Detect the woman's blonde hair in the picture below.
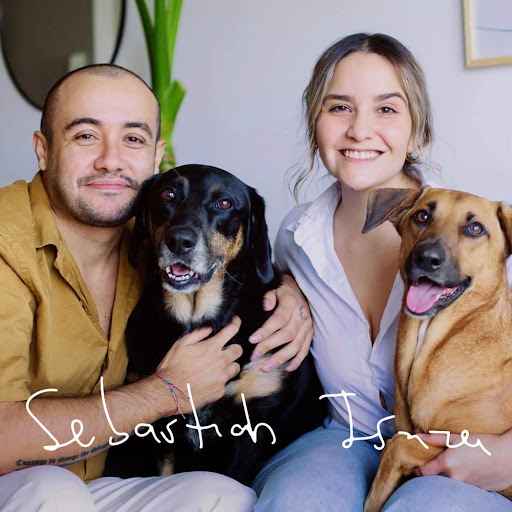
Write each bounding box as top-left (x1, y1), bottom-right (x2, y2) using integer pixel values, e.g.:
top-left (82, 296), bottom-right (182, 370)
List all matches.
top-left (293, 33), bottom-right (433, 200)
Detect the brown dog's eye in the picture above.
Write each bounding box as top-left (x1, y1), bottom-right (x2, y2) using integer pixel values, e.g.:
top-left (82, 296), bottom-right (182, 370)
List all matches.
top-left (464, 222), bottom-right (486, 237)
top-left (215, 199), bottom-right (233, 210)
top-left (414, 210), bottom-right (430, 224)
top-left (161, 189), bottom-right (176, 202)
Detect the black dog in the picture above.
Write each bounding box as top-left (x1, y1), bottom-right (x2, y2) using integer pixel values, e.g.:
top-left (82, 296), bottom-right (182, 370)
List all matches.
top-left (105, 164), bottom-right (325, 485)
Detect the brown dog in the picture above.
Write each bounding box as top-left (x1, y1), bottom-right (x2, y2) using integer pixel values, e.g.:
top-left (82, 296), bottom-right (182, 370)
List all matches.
top-left (362, 186), bottom-right (512, 512)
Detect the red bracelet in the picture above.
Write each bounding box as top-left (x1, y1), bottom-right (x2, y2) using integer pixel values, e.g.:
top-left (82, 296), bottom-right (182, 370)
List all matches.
top-left (155, 372), bottom-right (190, 418)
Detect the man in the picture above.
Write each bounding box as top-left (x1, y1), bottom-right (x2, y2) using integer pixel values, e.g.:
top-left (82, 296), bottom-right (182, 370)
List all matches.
top-left (0, 64), bottom-right (313, 511)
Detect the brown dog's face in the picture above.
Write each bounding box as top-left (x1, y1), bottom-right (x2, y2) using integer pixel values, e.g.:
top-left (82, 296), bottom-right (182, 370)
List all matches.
top-left (364, 187), bottom-right (512, 319)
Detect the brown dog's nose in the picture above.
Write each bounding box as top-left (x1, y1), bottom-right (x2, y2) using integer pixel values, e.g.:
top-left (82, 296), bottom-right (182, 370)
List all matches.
top-left (413, 242), bottom-right (445, 272)
top-left (167, 227), bottom-right (197, 255)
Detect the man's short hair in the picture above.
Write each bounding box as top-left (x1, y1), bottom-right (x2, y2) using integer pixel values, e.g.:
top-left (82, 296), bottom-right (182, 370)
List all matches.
top-left (40, 64), bottom-right (161, 143)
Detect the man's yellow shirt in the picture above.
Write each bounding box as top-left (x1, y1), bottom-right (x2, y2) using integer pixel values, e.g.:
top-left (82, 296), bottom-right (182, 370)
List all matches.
top-left (0, 172), bottom-right (143, 481)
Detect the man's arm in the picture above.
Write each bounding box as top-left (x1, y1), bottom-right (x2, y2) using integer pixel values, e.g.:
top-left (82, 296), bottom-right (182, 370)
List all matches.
top-left (0, 376), bottom-right (168, 474)
top-left (0, 248), bottom-right (242, 477)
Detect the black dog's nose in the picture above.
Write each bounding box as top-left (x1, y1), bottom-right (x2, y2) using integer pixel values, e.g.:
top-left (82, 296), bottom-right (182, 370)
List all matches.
top-left (167, 227), bottom-right (197, 255)
top-left (413, 242), bottom-right (445, 272)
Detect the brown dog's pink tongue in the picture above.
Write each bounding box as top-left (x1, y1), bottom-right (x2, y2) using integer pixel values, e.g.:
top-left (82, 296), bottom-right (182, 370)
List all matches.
top-left (406, 281), bottom-right (445, 314)
top-left (171, 263), bottom-right (191, 276)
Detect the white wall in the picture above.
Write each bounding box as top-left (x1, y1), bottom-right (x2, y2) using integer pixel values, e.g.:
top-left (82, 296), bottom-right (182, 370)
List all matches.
top-left (2, 0), bottom-right (512, 241)
top-left (93, 0), bottom-right (123, 62)
top-left (0, 42), bottom-right (42, 184)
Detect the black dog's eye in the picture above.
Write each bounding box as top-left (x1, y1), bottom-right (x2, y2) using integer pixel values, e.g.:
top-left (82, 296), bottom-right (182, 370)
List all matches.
top-left (161, 189), bottom-right (176, 202)
top-left (413, 209), bottom-right (430, 225)
top-left (464, 222), bottom-right (486, 237)
top-left (215, 199), bottom-right (233, 210)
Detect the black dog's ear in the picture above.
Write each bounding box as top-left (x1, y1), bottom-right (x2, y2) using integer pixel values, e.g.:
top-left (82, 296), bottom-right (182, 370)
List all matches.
top-left (248, 188), bottom-right (275, 285)
top-left (129, 174), bottom-right (160, 267)
top-left (363, 186), bottom-right (428, 235)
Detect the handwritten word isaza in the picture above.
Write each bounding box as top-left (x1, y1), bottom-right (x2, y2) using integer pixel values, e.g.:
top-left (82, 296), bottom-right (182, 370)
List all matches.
top-left (25, 377), bottom-right (276, 452)
top-left (320, 390), bottom-right (491, 456)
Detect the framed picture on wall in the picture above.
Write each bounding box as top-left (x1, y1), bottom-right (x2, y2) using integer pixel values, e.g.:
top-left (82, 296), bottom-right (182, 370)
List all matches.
top-left (463, 0), bottom-right (512, 68)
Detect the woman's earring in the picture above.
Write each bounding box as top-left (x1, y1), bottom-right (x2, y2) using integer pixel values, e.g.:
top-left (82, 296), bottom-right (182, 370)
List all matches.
top-left (406, 149), bottom-right (421, 163)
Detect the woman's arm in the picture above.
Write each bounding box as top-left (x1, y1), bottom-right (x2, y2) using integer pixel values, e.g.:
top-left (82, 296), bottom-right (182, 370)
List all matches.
top-left (249, 274), bottom-right (313, 372)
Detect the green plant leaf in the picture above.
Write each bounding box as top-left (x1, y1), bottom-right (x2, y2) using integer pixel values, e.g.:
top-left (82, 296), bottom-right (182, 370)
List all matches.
top-left (161, 80), bottom-right (186, 139)
top-left (154, 0), bottom-right (170, 100)
top-left (166, 0), bottom-right (183, 79)
top-left (135, 0), bottom-right (185, 165)
top-left (134, 0), bottom-right (156, 88)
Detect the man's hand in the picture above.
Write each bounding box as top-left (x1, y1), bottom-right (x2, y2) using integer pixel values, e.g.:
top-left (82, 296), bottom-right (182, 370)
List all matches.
top-left (155, 316), bottom-right (243, 414)
top-left (414, 431), bottom-right (512, 491)
top-left (248, 274), bottom-right (313, 373)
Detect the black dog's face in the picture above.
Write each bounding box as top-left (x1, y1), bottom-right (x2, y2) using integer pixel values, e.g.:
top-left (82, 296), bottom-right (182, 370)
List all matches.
top-left (130, 164), bottom-right (272, 294)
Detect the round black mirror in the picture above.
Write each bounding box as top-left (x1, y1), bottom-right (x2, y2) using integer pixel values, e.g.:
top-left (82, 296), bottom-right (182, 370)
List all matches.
top-left (0, 0), bottom-right (126, 110)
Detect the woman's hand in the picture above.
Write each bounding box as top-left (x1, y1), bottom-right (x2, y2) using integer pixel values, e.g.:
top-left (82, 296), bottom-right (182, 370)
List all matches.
top-left (249, 274), bottom-right (313, 372)
top-left (415, 430), bottom-right (512, 491)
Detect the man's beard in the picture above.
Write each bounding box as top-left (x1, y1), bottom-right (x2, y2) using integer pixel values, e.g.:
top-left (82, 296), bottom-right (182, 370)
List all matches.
top-left (44, 171), bottom-right (141, 227)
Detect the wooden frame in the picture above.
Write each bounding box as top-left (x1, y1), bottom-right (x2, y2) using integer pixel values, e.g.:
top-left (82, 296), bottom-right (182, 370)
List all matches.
top-left (463, 0), bottom-right (512, 68)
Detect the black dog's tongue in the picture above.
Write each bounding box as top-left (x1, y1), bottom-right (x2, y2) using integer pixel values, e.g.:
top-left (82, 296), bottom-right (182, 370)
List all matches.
top-left (406, 281), bottom-right (457, 314)
top-left (171, 263), bottom-right (191, 276)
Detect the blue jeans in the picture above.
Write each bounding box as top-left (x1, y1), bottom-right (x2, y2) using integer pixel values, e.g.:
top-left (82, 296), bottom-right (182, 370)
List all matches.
top-left (252, 422), bottom-right (512, 512)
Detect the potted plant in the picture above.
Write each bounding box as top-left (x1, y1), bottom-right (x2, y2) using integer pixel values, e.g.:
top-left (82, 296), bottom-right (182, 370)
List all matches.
top-left (135, 0), bottom-right (185, 169)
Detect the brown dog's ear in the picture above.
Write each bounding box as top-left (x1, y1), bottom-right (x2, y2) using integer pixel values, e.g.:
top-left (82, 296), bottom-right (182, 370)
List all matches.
top-left (362, 187), bottom-right (427, 235)
top-left (497, 202), bottom-right (512, 256)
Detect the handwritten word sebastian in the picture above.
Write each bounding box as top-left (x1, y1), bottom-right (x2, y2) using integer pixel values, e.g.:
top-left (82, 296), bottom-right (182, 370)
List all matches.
top-left (26, 378), bottom-right (276, 451)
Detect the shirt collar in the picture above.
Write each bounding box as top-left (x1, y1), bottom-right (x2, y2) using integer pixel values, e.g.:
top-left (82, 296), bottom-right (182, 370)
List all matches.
top-left (288, 181), bottom-right (341, 246)
top-left (289, 169), bottom-right (437, 242)
top-left (29, 172), bottom-right (62, 250)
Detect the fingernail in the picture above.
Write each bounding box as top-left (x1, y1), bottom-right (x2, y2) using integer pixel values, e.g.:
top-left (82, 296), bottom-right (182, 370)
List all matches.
top-left (263, 299), bottom-right (270, 309)
top-left (249, 334), bottom-right (262, 343)
top-left (263, 361), bottom-right (278, 372)
top-left (250, 351), bottom-right (260, 361)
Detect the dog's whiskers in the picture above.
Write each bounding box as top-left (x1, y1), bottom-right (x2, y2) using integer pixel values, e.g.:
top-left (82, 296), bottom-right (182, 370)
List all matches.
top-left (222, 265), bottom-right (244, 286)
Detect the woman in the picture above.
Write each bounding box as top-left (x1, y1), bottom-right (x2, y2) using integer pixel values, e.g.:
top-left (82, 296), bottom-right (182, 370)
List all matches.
top-left (252, 33), bottom-right (512, 511)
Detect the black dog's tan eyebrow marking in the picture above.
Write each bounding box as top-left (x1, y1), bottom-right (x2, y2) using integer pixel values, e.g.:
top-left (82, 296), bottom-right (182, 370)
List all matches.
top-left (173, 176), bottom-right (188, 195)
